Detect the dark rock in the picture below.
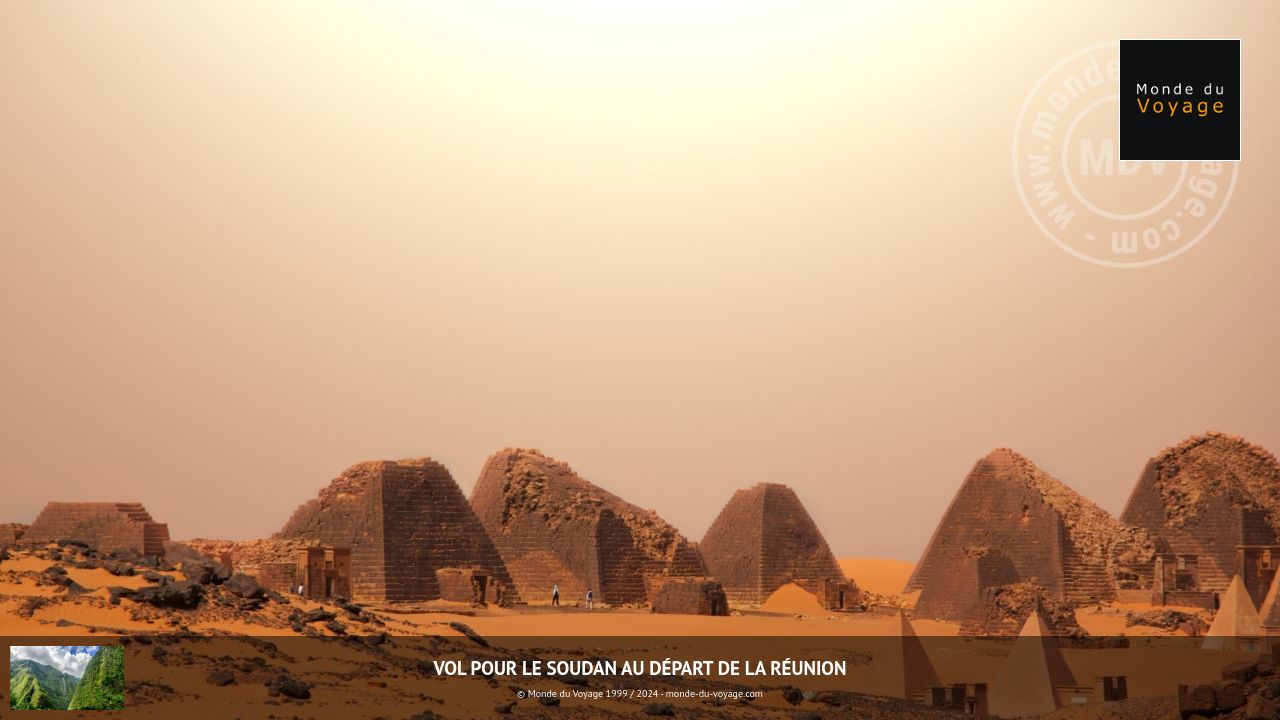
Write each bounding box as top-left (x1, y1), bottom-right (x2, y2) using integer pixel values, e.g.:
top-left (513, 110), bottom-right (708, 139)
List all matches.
top-left (324, 620), bottom-right (346, 635)
top-left (104, 561), bottom-right (136, 577)
top-left (132, 580), bottom-right (203, 609)
top-left (143, 570), bottom-right (169, 584)
top-left (1215, 680), bottom-right (1246, 712)
top-left (300, 608), bottom-right (336, 624)
top-left (1179, 684), bottom-right (1217, 717)
top-left (780, 686), bottom-right (803, 705)
top-left (224, 573), bottom-right (265, 599)
top-left (494, 702), bottom-right (514, 714)
top-left (811, 691), bottom-right (840, 706)
top-left (537, 695), bottom-right (559, 707)
top-left (641, 703), bottom-right (675, 716)
top-left (181, 560), bottom-right (225, 585)
top-left (1224, 660), bottom-right (1261, 683)
top-left (207, 669), bottom-right (236, 686)
top-left (448, 622), bottom-right (488, 647)
top-left (267, 675), bottom-right (311, 700)
top-left (1245, 693), bottom-right (1279, 720)
top-left (58, 538), bottom-right (91, 548)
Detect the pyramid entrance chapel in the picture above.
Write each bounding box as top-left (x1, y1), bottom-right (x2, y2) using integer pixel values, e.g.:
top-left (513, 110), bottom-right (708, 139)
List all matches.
top-left (699, 482), bottom-right (855, 606)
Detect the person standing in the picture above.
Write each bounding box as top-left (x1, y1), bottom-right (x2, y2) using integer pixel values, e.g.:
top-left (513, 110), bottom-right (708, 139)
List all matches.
top-left (586, 588), bottom-right (594, 610)
top-left (551, 584), bottom-right (560, 606)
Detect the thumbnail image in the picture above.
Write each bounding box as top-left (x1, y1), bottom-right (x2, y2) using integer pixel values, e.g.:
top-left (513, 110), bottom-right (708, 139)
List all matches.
top-left (9, 645), bottom-right (125, 711)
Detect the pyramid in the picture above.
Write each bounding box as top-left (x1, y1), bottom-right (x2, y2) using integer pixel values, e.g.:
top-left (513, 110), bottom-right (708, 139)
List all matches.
top-left (699, 483), bottom-right (849, 605)
top-left (988, 611), bottom-right (1078, 718)
top-left (1203, 575), bottom-right (1262, 650)
top-left (278, 457), bottom-right (519, 603)
top-left (24, 503), bottom-right (169, 558)
top-left (469, 449), bottom-right (705, 605)
top-left (1121, 432), bottom-right (1280, 595)
top-left (907, 449), bottom-right (1155, 621)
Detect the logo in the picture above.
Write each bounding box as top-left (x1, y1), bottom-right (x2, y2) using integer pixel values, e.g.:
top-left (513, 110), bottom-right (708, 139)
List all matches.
top-left (1013, 42), bottom-right (1238, 268)
top-left (1119, 39), bottom-right (1240, 161)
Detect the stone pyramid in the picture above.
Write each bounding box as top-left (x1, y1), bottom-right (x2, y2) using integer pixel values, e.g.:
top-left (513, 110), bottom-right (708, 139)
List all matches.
top-left (1121, 432), bottom-right (1280, 595)
top-left (1203, 575), bottom-right (1262, 650)
top-left (278, 457), bottom-right (518, 603)
top-left (469, 448), bottom-right (705, 605)
top-left (907, 448), bottom-right (1154, 622)
top-left (987, 611), bottom-right (1078, 718)
top-left (1259, 569), bottom-right (1280, 632)
top-left (699, 483), bottom-right (849, 605)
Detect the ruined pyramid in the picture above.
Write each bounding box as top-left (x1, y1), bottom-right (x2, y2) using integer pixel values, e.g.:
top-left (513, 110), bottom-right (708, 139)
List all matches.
top-left (907, 448), bottom-right (1155, 622)
top-left (988, 611), bottom-right (1078, 718)
top-left (24, 502), bottom-right (169, 559)
top-left (1121, 432), bottom-right (1280, 595)
top-left (699, 483), bottom-right (850, 606)
top-left (278, 457), bottom-right (519, 603)
top-left (469, 448), bottom-right (705, 605)
top-left (1203, 575), bottom-right (1262, 651)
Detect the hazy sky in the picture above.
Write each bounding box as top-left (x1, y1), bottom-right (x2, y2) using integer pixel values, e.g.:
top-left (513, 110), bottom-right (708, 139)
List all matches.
top-left (3, 2), bottom-right (1277, 560)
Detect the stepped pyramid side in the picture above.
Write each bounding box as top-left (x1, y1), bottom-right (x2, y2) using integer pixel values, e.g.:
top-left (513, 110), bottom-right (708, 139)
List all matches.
top-left (697, 485), bottom-right (767, 604)
top-left (1121, 432), bottom-right (1280, 594)
top-left (470, 448), bottom-right (704, 605)
top-left (759, 484), bottom-right (846, 597)
top-left (701, 483), bottom-right (848, 605)
top-left (24, 502), bottom-right (169, 558)
top-left (280, 458), bottom-right (519, 603)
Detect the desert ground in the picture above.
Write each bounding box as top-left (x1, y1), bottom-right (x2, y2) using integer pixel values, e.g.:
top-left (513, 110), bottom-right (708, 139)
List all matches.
top-left (2, 546), bottom-right (1260, 720)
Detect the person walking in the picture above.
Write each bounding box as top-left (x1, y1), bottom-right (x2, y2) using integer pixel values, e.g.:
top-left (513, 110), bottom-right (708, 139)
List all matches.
top-left (586, 588), bottom-right (594, 610)
top-left (551, 584), bottom-right (560, 607)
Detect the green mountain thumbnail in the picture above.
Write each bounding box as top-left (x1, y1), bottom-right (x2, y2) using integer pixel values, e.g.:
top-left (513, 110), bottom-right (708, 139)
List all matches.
top-left (9, 658), bottom-right (80, 710)
top-left (66, 646), bottom-right (125, 710)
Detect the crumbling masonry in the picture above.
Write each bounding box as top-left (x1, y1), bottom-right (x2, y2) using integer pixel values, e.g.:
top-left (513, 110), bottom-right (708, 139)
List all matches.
top-left (470, 448), bottom-right (706, 605)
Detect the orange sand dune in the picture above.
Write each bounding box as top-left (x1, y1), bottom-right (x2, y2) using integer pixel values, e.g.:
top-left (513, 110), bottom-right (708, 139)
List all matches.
top-left (761, 582), bottom-right (827, 616)
top-left (839, 557), bottom-right (915, 596)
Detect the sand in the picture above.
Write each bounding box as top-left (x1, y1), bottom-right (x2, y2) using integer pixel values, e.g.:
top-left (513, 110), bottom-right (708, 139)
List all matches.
top-left (839, 557), bottom-right (915, 597)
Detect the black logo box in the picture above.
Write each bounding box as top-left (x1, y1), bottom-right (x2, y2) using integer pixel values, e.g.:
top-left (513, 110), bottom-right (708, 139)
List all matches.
top-left (1119, 39), bottom-right (1240, 161)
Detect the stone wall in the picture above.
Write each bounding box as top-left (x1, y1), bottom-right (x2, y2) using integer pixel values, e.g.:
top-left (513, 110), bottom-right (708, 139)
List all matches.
top-left (470, 448), bottom-right (706, 606)
top-left (258, 562), bottom-right (297, 595)
top-left (650, 577), bottom-right (729, 616)
top-left (23, 503), bottom-right (169, 558)
top-left (700, 483), bottom-right (851, 606)
top-left (278, 458), bottom-right (519, 604)
top-left (0, 523), bottom-right (27, 550)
